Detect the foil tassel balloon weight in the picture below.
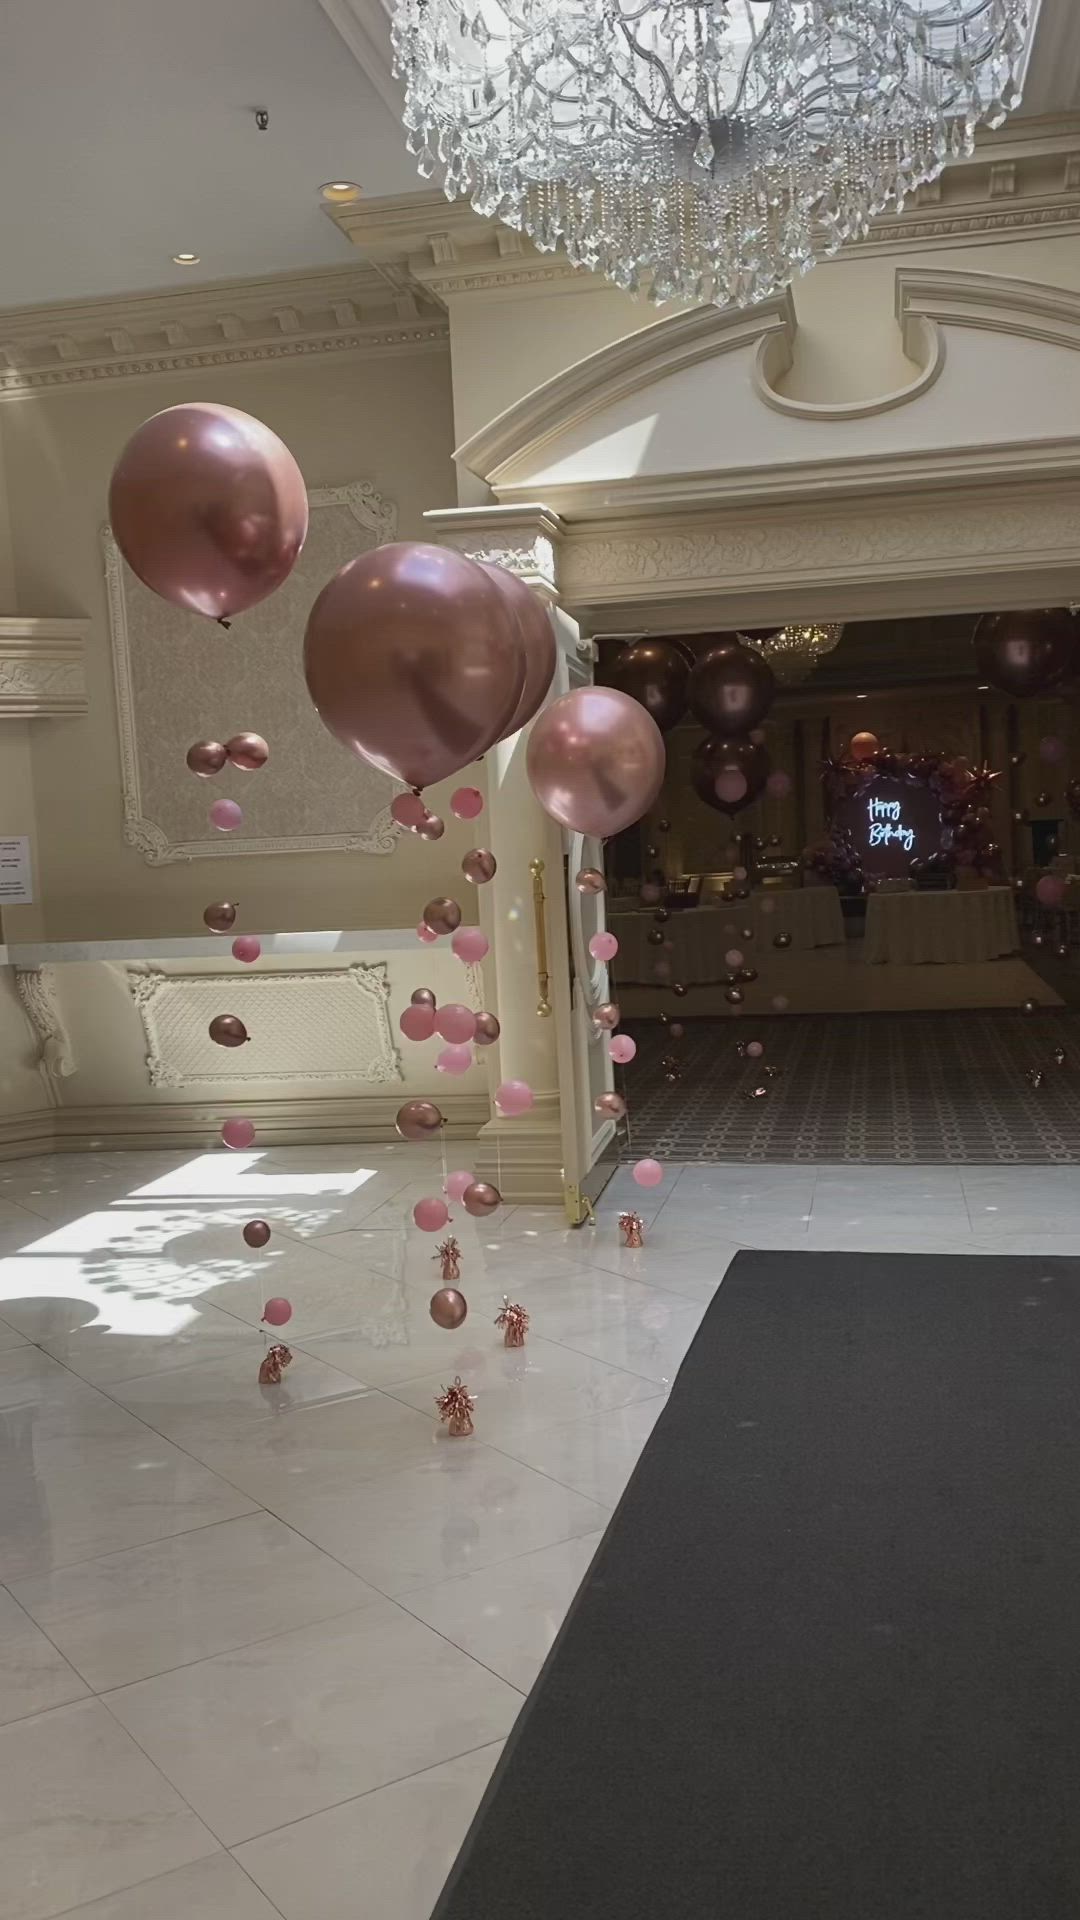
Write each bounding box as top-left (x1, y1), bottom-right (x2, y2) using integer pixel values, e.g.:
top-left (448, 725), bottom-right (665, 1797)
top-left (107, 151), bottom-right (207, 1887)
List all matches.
top-left (436, 1376), bottom-right (476, 1437)
top-left (495, 1297), bottom-right (530, 1347)
top-left (109, 403), bottom-right (308, 621)
top-left (619, 1211), bottom-right (645, 1249)
top-left (433, 1237), bottom-right (463, 1284)
top-left (259, 1343), bottom-right (292, 1386)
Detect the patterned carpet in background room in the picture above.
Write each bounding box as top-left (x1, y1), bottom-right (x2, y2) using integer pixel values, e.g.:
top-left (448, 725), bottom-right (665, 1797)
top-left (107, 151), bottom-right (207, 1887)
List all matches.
top-left (621, 1011), bottom-right (1080, 1164)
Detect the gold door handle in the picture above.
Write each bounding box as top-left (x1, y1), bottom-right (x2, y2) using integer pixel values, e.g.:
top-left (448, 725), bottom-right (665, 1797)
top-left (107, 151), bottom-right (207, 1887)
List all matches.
top-left (530, 858), bottom-right (552, 1017)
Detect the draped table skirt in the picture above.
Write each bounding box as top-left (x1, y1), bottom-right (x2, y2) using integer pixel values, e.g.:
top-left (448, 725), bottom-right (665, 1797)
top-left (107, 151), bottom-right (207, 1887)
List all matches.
top-left (610, 887), bottom-right (845, 986)
top-left (863, 886), bottom-right (1019, 965)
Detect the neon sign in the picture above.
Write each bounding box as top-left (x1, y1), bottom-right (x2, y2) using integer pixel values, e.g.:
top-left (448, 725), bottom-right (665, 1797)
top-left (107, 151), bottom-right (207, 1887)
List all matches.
top-left (867, 794), bottom-right (914, 853)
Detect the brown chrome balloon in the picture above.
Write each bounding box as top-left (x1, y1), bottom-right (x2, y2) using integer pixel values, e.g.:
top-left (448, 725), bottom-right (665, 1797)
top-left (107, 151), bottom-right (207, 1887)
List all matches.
top-left (225, 732), bottom-right (269, 771)
top-left (395, 1099), bottom-right (444, 1141)
top-left (423, 896), bottom-right (462, 937)
top-left (209, 1014), bottom-right (248, 1047)
top-left (186, 740), bottom-right (228, 778)
top-left (203, 902), bottom-right (238, 934)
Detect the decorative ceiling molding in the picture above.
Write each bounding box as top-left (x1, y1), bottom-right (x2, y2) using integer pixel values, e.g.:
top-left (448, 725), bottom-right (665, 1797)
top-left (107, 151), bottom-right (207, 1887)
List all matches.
top-left (455, 295), bottom-right (794, 486)
top-left (0, 618), bottom-right (89, 718)
top-left (754, 317), bottom-right (945, 423)
top-left (896, 266), bottom-right (1080, 354)
top-left (317, 0), bottom-right (401, 119)
top-left (0, 264), bottom-right (447, 397)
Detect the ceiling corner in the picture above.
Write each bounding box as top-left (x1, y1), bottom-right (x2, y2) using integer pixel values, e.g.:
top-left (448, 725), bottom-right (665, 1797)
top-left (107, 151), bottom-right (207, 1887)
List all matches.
top-left (317, 0), bottom-right (402, 120)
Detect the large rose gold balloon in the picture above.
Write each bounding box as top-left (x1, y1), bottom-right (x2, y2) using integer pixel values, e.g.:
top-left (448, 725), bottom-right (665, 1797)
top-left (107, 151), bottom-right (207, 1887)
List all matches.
top-left (203, 901), bottom-right (237, 934)
top-left (208, 1014), bottom-right (248, 1047)
top-left (430, 1287), bottom-right (468, 1329)
top-left (186, 740), bottom-right (227, 778)
top-left (527, 687), bottom-right (665, 838)
top-left (607, 638), bottom-right (690, 733)
top-left (462, 848), bottom-right (497, 884)
top-left (109, 404), bottom-right (308, 620)
top-left (303, 543), bottom-right (524, 790)
top-left (462, 1180), bottom-right (501, 1216)
top-left (688, 637), bottom-right (775, 736)
top-left (474, 1011), bottom-right (501, 1046)
top-left (226, 732), bottom-right (269, 771)
top-left (478, 562), bottom-right (557, 740)
top-left (395, 1099), bottom-right (444, 1141)
top-left (423, 896), bottom-right (462, 937)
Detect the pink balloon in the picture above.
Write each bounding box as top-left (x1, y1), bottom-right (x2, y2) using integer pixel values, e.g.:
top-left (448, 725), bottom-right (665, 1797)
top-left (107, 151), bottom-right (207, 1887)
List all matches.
top-left (527, 687), bottom-right (665, 838)
top-left (231, 936), bottom-right (261, 964)
top-left (632, 1157), bottom-right (664, 1189)
top-left (414, 1197), bottom-right (450, 1233)
top-left (109, 404), bottom-right (308, 621)
top-left (304, 544), bottom-right (524, 790)
top-left (478, 563), bottom-right (557, 741)
top-left (725, 949), bottom-right (744, 970)
top-left (610, 1034), bottom-right (637, 1063)
top-left (221, 1117), bottom-right (256, 1150)
top-left (590, 931), bottom-right (619, 962)
top-left (451, 786), bottom-right (484, 820)
top-left (391, 791), bottom-right (428, 828)
top-left (262, 1297), bottom-right (293, 1327)
top-left (444, 1168), bottom-right (475, 1202)
top-left (417, 922), bottom-right (439, 945)
top-left (746, 1040), bottom-right (764, 1059)
top-left (653, 958), bottom-right (672, 981)
top-left (1037, 875), bottom-right (1066, 907)
top-left (435, 1003), bottom-right (477, 1044)
top-left (715, 770), bottom-right (748, 805)
top-left (766, 769), bottom-right (792, 798)
top-left (210, 798), bottom-right (243, 832)
top-left (452, 927), bottom-right (490, 964)
top-left (733, 865), bottom-right (748, 881)
top-left (772, 994), bottom-right (790, 1012)
top-left (400, 1003), bottom-right (437, 1042)
top-left (495, 1079), bottom-right (534, 1116)
top-left (436, 1044), bottom-right (474, 1076)
top-left (640, 883), bottom-right (662, 906)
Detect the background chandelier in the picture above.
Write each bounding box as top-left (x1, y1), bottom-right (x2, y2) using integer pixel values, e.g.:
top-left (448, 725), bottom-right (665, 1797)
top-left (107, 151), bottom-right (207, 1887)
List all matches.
top-left (752, 622), bottom-right (844, 684)
top-left (393, 1), bottom-right (1030, 307)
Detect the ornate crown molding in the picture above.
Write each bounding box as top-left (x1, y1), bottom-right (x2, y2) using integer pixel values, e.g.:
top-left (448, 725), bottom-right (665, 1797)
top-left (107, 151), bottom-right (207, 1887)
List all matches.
top-left (424, 503), bottom-right (565, 597)
top-left (0, 264), bottom-right (447, 397)
top-left (0, 618), bottom-right (89, 718)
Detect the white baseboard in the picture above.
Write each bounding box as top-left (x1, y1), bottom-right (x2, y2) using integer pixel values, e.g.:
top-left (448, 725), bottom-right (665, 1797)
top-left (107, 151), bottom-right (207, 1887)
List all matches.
top-left (0, 1093), bottom-right (489, 1160)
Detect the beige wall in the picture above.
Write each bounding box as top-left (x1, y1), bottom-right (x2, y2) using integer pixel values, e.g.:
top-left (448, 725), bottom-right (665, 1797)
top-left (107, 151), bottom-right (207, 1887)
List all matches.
top-left (0, 344), bottom-right (465, 943)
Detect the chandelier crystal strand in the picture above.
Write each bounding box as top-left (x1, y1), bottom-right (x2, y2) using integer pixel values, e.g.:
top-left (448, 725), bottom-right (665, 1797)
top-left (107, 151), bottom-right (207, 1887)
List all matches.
top-left (393, 0), bottom-right (1031, 307)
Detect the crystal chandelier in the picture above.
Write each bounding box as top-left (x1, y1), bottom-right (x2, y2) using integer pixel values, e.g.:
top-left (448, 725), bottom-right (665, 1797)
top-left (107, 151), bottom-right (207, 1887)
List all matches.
top-left (752, 621), bottom-right (844, 684)
top-left (392, 1), bottom-right (1030, 307)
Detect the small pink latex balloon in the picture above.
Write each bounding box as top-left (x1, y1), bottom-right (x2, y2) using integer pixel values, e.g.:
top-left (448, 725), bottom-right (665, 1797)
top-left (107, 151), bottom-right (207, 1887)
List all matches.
top-left (391, 791), bottom-right (428, 829)
top-left (221, 1117), bottom-right (256, 1150)
top-left (633, 1157), bottom-right (664, 1189)
top-left (417, 921), bottom-right (438, 945)
top-left (435, 1003), bottom-right (477, 1044)
top-left (414, 1196), bottom-right (450, 1232)
top-left (772, 994), bottom-right (790, 1012)
top-left (495, 1079), bottom-right (534, 1116)
top-left (452, 927), bottom-right (490, 964)
top-left (640, 883), bottom-right (662, 906)
top-left (590, 931), bottom-right (619, 962)
top-left (610, 1034), bottom-right (637, 1064)
top-left (231, 935), bottom-right (261, 963)
top-left (746, 1040), bottom-right (764, 1059)
top-left (400, 1003), bottom-right (436, 1042)
top-left (715, 770), bottom-right (748, 805)
top-left (1037, 875), bottom-right (1066, 907)
top-left (444, 1168), bottom-right (475, 1202)
top-left (766, 769), bottom-right (792, 799)
top-left (262, 1297), bottom-right (293, 1327)
top-left (210, 798), bottom-right (243, 832)
top-left (451, 787), bottom-right (484, 820)
top-left (436, 1044), bottom-right (473, 1076)
top-left (725, 948), bottom-right (744, 970)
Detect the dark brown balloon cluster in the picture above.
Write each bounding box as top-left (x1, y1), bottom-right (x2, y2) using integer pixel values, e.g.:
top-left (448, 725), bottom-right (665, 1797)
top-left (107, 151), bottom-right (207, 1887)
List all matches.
top-left (973, 608), bottom-right (1079, 699)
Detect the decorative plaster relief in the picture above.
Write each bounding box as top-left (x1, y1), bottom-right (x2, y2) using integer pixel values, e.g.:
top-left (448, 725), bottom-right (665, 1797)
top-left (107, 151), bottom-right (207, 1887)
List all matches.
top-left (105, 484), bottom-right (400, 862)
top-left (14, 967), bottom-right (75, 1099)
top-left (128, 964), bottom-right (402, 1089)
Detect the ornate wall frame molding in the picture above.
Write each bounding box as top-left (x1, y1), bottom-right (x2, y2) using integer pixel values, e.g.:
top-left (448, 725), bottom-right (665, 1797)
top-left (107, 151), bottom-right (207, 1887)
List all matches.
top-left (13, 966), bottom-right (75, 1103)
top-left (104, 482), bottom-right (399, 863)
top-left (0, 619), bottom-right (89, 718)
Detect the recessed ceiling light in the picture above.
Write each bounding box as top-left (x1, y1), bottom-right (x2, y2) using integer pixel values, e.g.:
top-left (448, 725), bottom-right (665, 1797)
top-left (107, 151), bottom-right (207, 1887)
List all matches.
top-left (319, 181), bottom-right (362, 203)
top-left (172, 252), bottom-right (200, 265)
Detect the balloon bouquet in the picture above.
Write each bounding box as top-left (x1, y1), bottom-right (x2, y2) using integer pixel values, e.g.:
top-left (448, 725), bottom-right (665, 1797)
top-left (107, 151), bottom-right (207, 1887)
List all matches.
top-left (109, 403), bottom-right (669, 1396)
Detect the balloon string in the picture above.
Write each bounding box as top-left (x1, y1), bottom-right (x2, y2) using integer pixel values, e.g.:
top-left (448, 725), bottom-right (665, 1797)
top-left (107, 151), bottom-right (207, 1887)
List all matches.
top-left (217, 617), bottom-right (232, 631)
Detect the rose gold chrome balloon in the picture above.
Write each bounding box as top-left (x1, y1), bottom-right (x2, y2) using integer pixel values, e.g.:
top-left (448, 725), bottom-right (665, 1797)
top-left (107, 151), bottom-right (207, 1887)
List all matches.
top-left (411, 988), bottom-right (437, 1009)
top-left (473, 1011), bottom-right (500, 1046)
top-left (462, 1180), bottom-right (501, 1216)
top-left (462, 848), bottom-right (497, 884)
top-left (423, 896), bottom-right (462, 937)
top-left (109, 404), bottom-right (308, 620)
top-left (203, 901), bottom-right (237, 934)
top-left (209, 1014), bottom-right (248, 1047)
top-left (594, 1091), bottom-right (627, 1119)
top-left (575, 867), bottom-right (606, 894)
top-left (591, 1002), bottom-right (621, 1030)
top-left (243, 1220), bottom-right (271, 1248)
top-left (225, 732), bottom-right (269, 771)
top-left (527, 688), bottom-right (665, 838)
top-left (186, 740), bottom-right (228, 778)
top-left (478, 562), bottom-right (557, 740)
top-left (303, 543), bottom-right (524, 790)
top-left (430, 1287), bottom-right (468, 1329)
top-left (395, 1099), bottom-right (444, 1141)
top-left (416, 813), bottom-right (445, 841)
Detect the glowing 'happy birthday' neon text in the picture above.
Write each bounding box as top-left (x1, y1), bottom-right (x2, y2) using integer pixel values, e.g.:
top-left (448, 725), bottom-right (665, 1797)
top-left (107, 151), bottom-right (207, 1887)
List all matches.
top-left (867, 794), bottom-right (914, 853)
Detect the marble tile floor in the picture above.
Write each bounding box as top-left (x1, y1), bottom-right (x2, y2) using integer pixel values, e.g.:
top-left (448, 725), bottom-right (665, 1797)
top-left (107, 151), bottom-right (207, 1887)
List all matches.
top-left (0, 1144), bottom-right (1077, 1918)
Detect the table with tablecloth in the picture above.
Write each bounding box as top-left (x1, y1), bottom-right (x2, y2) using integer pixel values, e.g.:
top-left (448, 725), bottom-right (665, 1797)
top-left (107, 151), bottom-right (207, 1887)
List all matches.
top-left (863, 885), bottom-right (1019, 965)
top-left (609, 887), bottom-right (845, 985)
